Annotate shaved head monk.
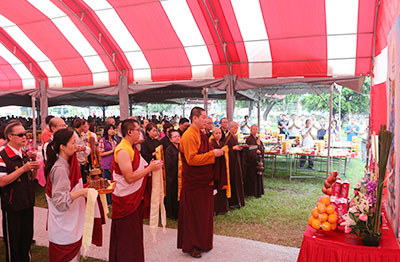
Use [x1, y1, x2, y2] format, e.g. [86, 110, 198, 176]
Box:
[109, 119, 162, 262]
[177, 107, 224, 258]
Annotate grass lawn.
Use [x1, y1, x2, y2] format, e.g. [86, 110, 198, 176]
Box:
[146, 157, 365, 248]
[33, 157, 365, 254]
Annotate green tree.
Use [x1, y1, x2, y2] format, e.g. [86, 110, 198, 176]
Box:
[301, 77, 370, 117]
[147, 104, 174, 113]
[260, 93, 300, 120]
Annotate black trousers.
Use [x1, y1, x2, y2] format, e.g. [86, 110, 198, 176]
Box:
[80, 164, 88, 184]
[2, 207, 34, 262]
[300, 156, 314, 168]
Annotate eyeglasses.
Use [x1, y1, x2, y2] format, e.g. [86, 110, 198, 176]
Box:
[11, 133, 27, 137]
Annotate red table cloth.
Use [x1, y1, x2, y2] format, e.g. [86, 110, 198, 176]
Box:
[297, 214, 400, 262]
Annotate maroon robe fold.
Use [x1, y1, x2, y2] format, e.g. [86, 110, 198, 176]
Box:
[109, 145, 151, 262]
[225, 133, 245, 208]
[244, 135, 265, 198]
[210, 139, 229, 215]
[178, 132, 214, 253]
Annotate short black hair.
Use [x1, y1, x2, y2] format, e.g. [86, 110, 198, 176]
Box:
[163, 122, 173, 134]
[121, 119, 139, 137]
[45, 115, 55, 125]
[220, 117, 227, 124]
[179, 118, 189, 125]
[145, 122, 157, 137]
[73, 118, 85, 129]
[168, 129, 179, 138]
[189, 107, 205, 121]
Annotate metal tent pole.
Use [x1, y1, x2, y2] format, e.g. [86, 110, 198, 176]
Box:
[129, 96, 133, 117]
[39, 79, 47, 132]
[118, 75, 129, 120]
[326, 83, 334, 176]
[226, 74, 235, 121]
[203, 87, 209, 115]
[31, 96, 37, 149]
[102, 106, 106, 120]
[257, 89, 261, 128]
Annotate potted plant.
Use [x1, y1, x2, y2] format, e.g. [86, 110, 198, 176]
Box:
[341, 126, 392, 247]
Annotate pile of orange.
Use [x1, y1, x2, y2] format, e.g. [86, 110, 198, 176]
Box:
[308, 196, 338, 231]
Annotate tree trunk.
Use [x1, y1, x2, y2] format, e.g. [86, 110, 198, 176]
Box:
[263, 101, 277, 121]
[249, 100, 254, 118]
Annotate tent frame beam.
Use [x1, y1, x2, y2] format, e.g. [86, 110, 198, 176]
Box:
[202, 0, 232, 74]
[371, 0, 381, 74]
[0, 30, 44, 81]
[59, 0, 124, 74]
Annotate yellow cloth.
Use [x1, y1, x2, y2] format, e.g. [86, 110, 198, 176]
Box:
[100, 194, 108, 218]
[179, 125, 215, 166]
[149, 145, 167, 242]
[178, 153, 182, 201]
[114, 138, 134, 163]
[82, 188, 98, 257]
[222, 145, 231, 198]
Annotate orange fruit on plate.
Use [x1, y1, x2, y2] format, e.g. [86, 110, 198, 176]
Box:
[317, 203, 326, 214]
[330, 222, 337, 231]
[311, 219, 321, 229]
[321, 222, 331, 231]
[319, 213, 328, 222]
[308, 216, 315, 225]
[326, 205, 335, 214]
[328, 213, 338, 224]
[311, 208, 319, 218]
[320, 196, 331, 206]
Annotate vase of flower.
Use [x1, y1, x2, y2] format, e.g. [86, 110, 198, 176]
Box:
[362, 235, 381, 247]
[340, 126, 393, 247]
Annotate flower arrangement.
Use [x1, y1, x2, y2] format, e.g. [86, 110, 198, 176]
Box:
[340, 126, 393, 246]
[341, 173, 379, 238]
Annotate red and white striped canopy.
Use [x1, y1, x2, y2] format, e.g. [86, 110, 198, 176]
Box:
[0, 0, 377, 91]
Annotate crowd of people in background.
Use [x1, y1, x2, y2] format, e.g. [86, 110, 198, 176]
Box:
[0, 110, 270, 260]
[275, 113, 367, 142]
[0, 109, 371, 260]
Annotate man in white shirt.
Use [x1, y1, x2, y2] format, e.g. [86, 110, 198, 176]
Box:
[310, 114, 320, 138]
[300, 119, 316, 169]
[82, 121, 98, 146]
[240, 115, 251, 135]
[73, 118, 90, 183]
[288, 114, 301, 139]
[0, 120, 40, 261]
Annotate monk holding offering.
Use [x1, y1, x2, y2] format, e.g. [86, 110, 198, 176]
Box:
[109, 119, 163, 262]
[177, 107, 224, 258]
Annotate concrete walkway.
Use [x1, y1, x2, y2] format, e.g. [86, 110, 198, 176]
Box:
[1, 207, 300, 261]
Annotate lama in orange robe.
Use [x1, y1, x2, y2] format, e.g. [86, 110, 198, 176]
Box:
[177, 125, 215, 253]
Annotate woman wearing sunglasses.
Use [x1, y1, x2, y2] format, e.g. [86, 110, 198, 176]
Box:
[45, 128, 89, 261]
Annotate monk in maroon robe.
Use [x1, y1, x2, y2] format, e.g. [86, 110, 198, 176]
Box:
[177, 107, 224, 258]
[244, 125, 265, 198]
[210, 127, 229, 215]
[224, 121, 246, 209]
